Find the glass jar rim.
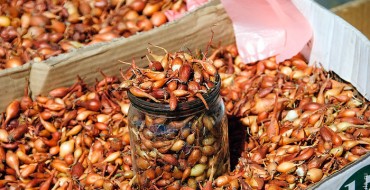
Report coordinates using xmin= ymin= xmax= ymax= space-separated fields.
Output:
xmin=128 ymin=74 xmax=221 ymax=117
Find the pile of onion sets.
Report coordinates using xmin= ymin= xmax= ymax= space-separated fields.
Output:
xmin=0 ymin=43 xmax=369 ymax=189
xmin=0 ymin=0 xmax=187 ymax=70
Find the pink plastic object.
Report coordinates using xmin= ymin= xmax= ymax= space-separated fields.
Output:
xmin=165 ymin=0 xmax=209 ymax=21
xmin=221 ymin=0 xmax=312 ymax=63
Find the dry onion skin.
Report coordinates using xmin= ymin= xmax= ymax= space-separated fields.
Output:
xmin=0 ymin=0 xmax=187 ymax=69
xmin=1 ymin=44 xmax=370 ymax=189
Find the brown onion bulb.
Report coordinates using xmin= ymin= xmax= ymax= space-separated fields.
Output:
xmin=50 ymin=20 xmax=66 ymax=33
xmin=130 ymin=0 xmax=146 ymax=12
xmin=143 ymin=3 xmax=161 ymax=16
xmin=30 ymin=15 xmax=49 ymax=27
xmin=306 ymin=168 xmax=323 ymax=182
xmin=0 ymin=16 xmax=11 ymax=27
xmin=5 ymin=57 xmax=23 ymax=68
xmin=137 ymin=18 xmax=153 ymax=31
xmin=150 ymin=12 xmax=167 ymax=27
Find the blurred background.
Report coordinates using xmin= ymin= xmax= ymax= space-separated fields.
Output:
xmin=315 ymin=0 xmax=354 ymax=8
xmin=323 ymin=0 xmax=370 ymax=39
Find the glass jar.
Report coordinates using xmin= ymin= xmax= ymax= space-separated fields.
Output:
xmin=127 ymin=76 xmax=229 ymax=189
